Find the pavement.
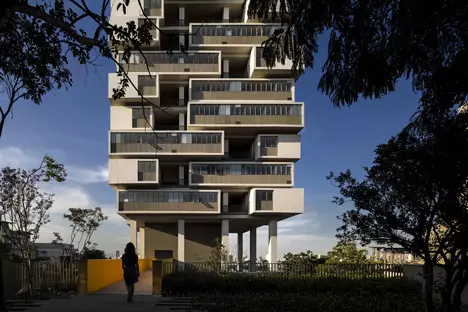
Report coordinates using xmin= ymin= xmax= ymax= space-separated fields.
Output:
xmin=93 ymin=269 xmax=153 ymax=295
xmin=23 ymin=295 xmax=183 ymax=312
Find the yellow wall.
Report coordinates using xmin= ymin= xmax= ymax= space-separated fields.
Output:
xmin=85 ymin=258 xmax=155 ymax=293
xmin=86 ymin=259 xmax=123 ymax=293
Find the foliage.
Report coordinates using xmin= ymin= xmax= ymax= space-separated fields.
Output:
xmin=0 ymin=0 xmax=173 ymax=138
xmin=81 ymin=247 xmax=107 ymax=260
xmin=0 ymin=155 xmax=66 ymax=294
xmin=162 ymin=271 xmax=416 ymax=296
xmin=280 ymin=250 xmax=322 ymax=274
xmin=52 ymin=207 xmax=107 ymax=258
xmin=188 ymin=291 xmax=428 ymax=312
xmin=247 ymin=0 xmax=468 ymax=117
xmin=327 ymin=109 xmax=468 ymax=312
xmin=326 ymin=241 xmax=369 ymax=264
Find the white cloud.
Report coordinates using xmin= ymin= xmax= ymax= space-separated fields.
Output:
xmin=0 ymin=146 xmax=107 ymax=184
xmin=67 ymin=165 xmax=108 ymax=184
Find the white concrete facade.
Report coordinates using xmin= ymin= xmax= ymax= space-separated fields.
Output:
xmin=109 ymin=0 xmax=305 ymax=265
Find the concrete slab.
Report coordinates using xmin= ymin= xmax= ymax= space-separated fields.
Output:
xmin=25 ymin=295 xmax=176 ymax=312
xmin=93 ymin=269 xmax=153 ymax=295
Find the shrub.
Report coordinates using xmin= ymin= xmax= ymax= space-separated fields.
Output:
xmin=162 ymin=271 xmax=420 ymax=297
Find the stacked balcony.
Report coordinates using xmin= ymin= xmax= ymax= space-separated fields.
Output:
xmin=187 ymin=103 xmax=304 ymax=134
xmin=189 ymin=24 xmax=281 ymax=53
xmin=120 ymin=51 xmax=221 ymax=81
xmin=190 ymin=79 xmax=294 ymax=101
xmin=109 ymin=131 xmax=224 ymax=159
xmin=189 ymin=162 xmax=294 ymax=187
xmin=248 ymin=188 xmax=304 ymax=215
xmin=118 ymin=190 xmax=220 ymax=213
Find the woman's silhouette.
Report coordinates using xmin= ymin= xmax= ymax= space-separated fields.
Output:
xmin=121 ymin=242 xmax=139 ymax=302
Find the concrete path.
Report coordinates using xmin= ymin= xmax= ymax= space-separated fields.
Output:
xmin=24 ymin=295 xmax=181 ymax=311
xmin=93 ymin=269 xmax=153 ymax=295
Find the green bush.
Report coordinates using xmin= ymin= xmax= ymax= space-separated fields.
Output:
xmin=162 ymin=271 xmax=420 ymax=297
xmin=188 ymin=291 xmax=427 ymax=312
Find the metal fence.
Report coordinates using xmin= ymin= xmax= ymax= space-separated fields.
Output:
xmin=162 ymin=261 xmax=404 ymax=279
xmin=2 ymin=259 xmax=78 ymax=300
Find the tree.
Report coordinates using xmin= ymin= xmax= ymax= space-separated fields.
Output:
xmin=247 ymin=0 xmax=468 ymax=119
xmin=327 ymin=108 xmax=468 ymax=312
xmin=0 ymin=155 xmax=66 ymax=295
xmin=52 ymin=207 xmax=108 ymax=259
xmin=326 ymin=241 xmax=368 ymax=264
xmin=280 ymin=250 xmax=322 ymax=274
xmin=0 ymin=0 xmax=177 ymax=138
xmin=81 ymin=246 xmax=107 ymax=260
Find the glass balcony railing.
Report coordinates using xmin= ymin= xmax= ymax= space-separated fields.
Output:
xmin=191 ymin=163 xmax=292 ymax=185
xmin=120 ymin=52 xmax=219 ymax=73
xmin=190 ymin=104 xmax=302 ymax=125
xmin=191 ymin=80 xmax=293 ymax=101
xmin=118 ymin=190 xmax=218 ymax=212
xmin=110 ymin=132 xmax=223 ymax=154
xmin=191 ymin=24 xmax=280 ymax=45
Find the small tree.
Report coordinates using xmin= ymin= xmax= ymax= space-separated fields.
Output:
xmin=327 ymin=109 xmax=468 ymax=312
xmin=326 ymin=241 xmax=369 ymax=264
xmin=53 ymin=207 xmax=108 ymax=260
xmin=0 ymin=155 xmax=66 ymax=295
xmin=205 ymin=238 xmax=228 ymax=272
xmin=280 ymin=250 xmax=321 ymax=274
xmin=81 ymin=246 xmax=107 ymax=260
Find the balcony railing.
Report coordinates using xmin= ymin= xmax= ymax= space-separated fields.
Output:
xmin=118 ymin=191 xmax=218 ymax=212
xmin=190 ymin=104 xmax=302 ymax=125
xmin=191 ymin=24 xmax=279 ymax=45
xmin=191 ymin=163 xmax=292 ymax=185
xmin=120 ymin=52 xmax=219 ymax=73
xmin=224 ymin=205 xmax=249 ymax=214
xmin=191 ymin=80 xmax=293 ymax=101
xmin=110 ymin=132 xmax=223 ymax=154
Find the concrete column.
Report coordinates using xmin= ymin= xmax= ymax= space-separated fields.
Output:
xmin=178 ymin=219 xmax=185 ymax=262
xmin=390 ymin=251 xmax=395 ymax=264
xmin=139 ymin=227 xmax=146 ymax=258
xmin=383 ymin=251 xmax=387 ymax=263
xmin=179 ymin=34 xmax=185 ymax=48
xmin=250 ymin=227 xmax=257 ymax=271
xmin=179 ymin=165 xmax=184 ymax=186
xmin=223 ymin=59 xmax=230 ymax=78
xmin=222 ymin=192 xmax=229 ymax=213
xmin=371 ymin=247 xmax=376 ymax=259
xmin=237 ymin=233 xmax=243 ymax=263
xmin=221 ymin=220 xmax=229 ymax=257
xmin=179 ymin=7 xmax=185 ymax=26
xmin=178 ymin=86 xmax=185 ymax=107
xmin=223 ymin=7 xmax=230 ymax=22
xmin=376 ymin=249 xmax=381 ymax=261
xmin=129 ymin=220 xmax=137 ymax=247
xmin=267 ymin=220 xmax=277 ymax=264
xmin=179 ymin=113 xmax=185 ymax=130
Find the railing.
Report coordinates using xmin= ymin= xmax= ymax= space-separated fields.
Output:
xmin=191 ymin=24 xmax=280 ymax=45
xmin=166 ymin=19 xmax=243 ymax=26
xmin=121 ymin=52 xmax=219 ymax=72
xmin=2 ymin=259 xmax=78 ymax=299
xmin=162 ymin=262 xmax=404 ymax=279
xmin=118 ymin=190 xmax=219 ymax=212
xmin=225 ymin=205 xmax=249 ymax=214
xmin=191 ymin=80 xmax=293 ymax=101
xmin=109 ymin=132 xmax=223 ymax=154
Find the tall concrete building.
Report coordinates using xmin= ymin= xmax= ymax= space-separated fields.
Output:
xmin=108 ymin=0 xmax=304 ymax=265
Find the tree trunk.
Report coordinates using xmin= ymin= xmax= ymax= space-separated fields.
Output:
xmin=441 ymin=267 xmax=454 ymax=312
xmin=452 ymin=276 xmax=467 ymax=312
xmin=423 ymin=262 xmax=436 ymax=312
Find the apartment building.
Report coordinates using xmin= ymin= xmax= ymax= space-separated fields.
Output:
xmin=108 ymin=0 xmax=304 ymax=265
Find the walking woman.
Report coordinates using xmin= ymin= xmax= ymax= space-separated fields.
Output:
xmin=122 ymin=242 xmax=140 ymax=302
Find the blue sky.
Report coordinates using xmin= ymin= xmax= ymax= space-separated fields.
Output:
xmin=0 ymin=30 xmax=420 ymax=258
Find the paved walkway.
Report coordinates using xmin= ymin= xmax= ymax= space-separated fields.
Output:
xmin=24 ymin=295 xmax=180 ymax=311
xmin=93 ymin=269 xmax=153 ymax=295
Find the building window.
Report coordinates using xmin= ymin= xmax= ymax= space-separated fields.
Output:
xmin=137 ymin=161 xmax=156 ymax=181
xmin=191 ymin=164 xmax=291 ymax=176
xmin=260 ymin=136 xmax=278 ymax=148
xmin=118 ymin=191 xmax=218 ymax=211
xmin=132 ymin=108 xmax=151 ymax=128
xmin=257 ymin=190 xmax=273 ymax=201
